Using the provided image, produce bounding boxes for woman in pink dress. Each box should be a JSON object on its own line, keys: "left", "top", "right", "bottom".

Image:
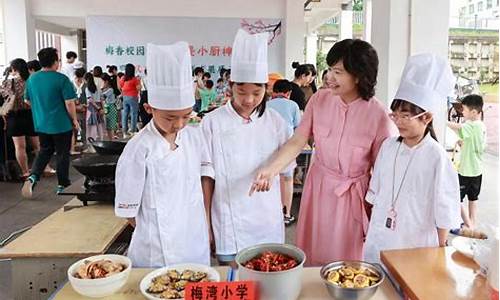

{"left": 250, "top": 39, "right": 393, "bottom": 266}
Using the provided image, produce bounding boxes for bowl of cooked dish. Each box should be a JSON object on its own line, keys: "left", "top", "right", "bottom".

{"left": 139, "top": 263, "right": 220, "bottom": 299}
{"left": 67, "top": 254, "right": 132, "bottom": 298}
{"left": 320, "top": 260, "right": 385, "bottom": 300}
{"left": 235, "top": 243, "right": 306, "bottom": 300}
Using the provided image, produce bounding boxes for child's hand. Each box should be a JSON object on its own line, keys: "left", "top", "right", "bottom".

{"left": 457, "top": 140, "right": 463, "bottom": 147}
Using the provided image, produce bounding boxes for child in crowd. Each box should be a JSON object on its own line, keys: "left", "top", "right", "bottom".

{"left": 201, "top": 29, "right": 293, "bottom": 267}
{"left": 447, "top": 94, "right": 486, "bottom": 230}
{"left": 102, "top": 74, "right": 119, "bottom": 139}
{"left": 200, "top": 79, "right": 217, "bottom": 112}
{"left": 84, "top": 72, "right": 105, "bottom": 142}
{"left": 363, "top": 54, "right": 461, "bottom": 263}
{"left": 267, "top": 79, "right": 302, "bottom": 226}
{"left": 73, "top": 67, "right": 86, "bottom": 152}
{"left": 115, "top": 42, "right": 210, "bottom": 268}
{"left": 215, "top": 78, "right": 225, "bottom": 105}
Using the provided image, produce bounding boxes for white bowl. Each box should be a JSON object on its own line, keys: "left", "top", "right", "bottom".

{"left": 67, "top": 254, "right": 132, "bottom": 298}
{"left": 235, "top": 243, "right": 306, "bottom": 300}
{"left": 140, "top": 263, "right": 221, "bottom": 300}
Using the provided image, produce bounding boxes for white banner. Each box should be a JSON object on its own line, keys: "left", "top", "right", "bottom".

{"left": 86, "top": 16, "right": 284, "bottom": 79}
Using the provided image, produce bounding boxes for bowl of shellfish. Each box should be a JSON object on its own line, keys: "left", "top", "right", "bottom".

{"left": 320, "top": 261, "right": 385, "bottom": 300}
{"left": 139, "top": 263, "right": 220, "bottom": 299}
{"left": 67, "top": 254, "right": 132, "bottom": 298}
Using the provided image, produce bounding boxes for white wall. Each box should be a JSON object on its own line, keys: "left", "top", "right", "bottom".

{"left": 2, "top": 0, "right": 36, "bottom": 61}
{"left": 28, "top": 0, "right": 304, "bottom": 78}
{"left": 29, "top": 0, "right": 285, "bottom": 19}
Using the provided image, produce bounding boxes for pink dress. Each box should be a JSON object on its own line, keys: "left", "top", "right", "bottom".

{"left": 295, "top": 89, "right": 392, "bottom": 266}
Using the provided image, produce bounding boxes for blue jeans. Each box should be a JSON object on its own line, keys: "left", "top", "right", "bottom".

{"left": 121, "top": 96, "right": 139, "bottom": 134}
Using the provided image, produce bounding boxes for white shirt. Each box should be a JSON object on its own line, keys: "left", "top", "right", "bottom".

{"left": 60, "top": 62, "right": 75, "bottom": 80}
{"left": 364, "top": 134, "right": 461, "bottom": 263}
{"left": 115, "top": 122, "right": 210, "bottom": 267}
{"left": 201, "top": 102, "right": 293, "bottom": 255}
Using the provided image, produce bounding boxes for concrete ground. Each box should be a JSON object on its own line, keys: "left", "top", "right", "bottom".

{"left": 0, "top": 152, "right": 497, "bottom": 300}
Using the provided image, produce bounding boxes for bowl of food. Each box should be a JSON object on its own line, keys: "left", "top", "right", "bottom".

{"left": 320, "top": 261, "right": 384, "bottom": 300}
{"left": 235, "top": 243, "right": 306, "bottom": 300}
{"left": 67, "top": 254, "right": 131, "bottom": 298}
{"left": 140, "top": 263, "right": 220, "bottom": 300}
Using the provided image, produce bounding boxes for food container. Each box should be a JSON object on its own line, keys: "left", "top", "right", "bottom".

{"left": 320, "top": 260, "right": 385, "bottom": 300}
{"left": 235, "top": 243, "right": 306, "bottom": 300}
{"left": 67, "top": 254, "right": 131, "bottom": 298}
{"left": 139, "top": 263, "right": 221, "bottom": 300}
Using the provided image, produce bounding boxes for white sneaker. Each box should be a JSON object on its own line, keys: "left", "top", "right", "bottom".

{"left": 21, "top": 177, "right": 36, "bottom": 199}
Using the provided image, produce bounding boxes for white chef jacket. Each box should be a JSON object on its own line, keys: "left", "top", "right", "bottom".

{"left": 115, "top": 121, "right": 210, "bottom": 268}
{"left": 201, "top": 101, "right": 293, "bottom": 255}
{"left": 363, "top": 134, "right": 461, "bottom": 263}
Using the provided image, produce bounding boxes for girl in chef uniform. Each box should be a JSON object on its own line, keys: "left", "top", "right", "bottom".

{"left": 201, "top": 29, "right": 293, "bottom": 266}
{"left": 115, "top": 42, "right": 210, "bottom": 268}
{"left": 363, "top": 54, "right": 461, "bottom": 263}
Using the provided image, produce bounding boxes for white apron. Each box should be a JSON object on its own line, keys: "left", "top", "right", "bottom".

{"left": 115, "top": 122, "right": 210, "bottom": 267}
{"left": 201, "top": 102, "right": 292, "bottom": 255}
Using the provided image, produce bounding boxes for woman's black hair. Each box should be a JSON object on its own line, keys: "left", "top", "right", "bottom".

{"left": 10, "top": 58, "right": 30, "bottom": 81}
{"left": 291, "top": 62, "right": 314, "bottom": 79}
{"left": 193, "top": 67, "right": 204, "bottom": 76}
{"left": 27, "top": 60, "right": 41, "bottom": 72}
{"left": 326, "top": 39, "right": 379, "bottom": 101}
{"left": 232, "top": 82, "right": 267, "bottom": 118}
{"left": 3, "top": 67, "right": 11, "bottom": 80}
{"left": 106, "top": 65, "right": 118, "bottom": 73}
{"left": 124, "top": 63, "right": 135, "bottom": 81}
{"left": 84, "top": 72, "right": 97, "bottom": 94}
{"left": 101, "top": 73, "right": 111, "bottom": 83}
{"left": 321, "top": 69, "right": 328, "bottom": 80}
{"left": 74, "top": 67, "right": 86, "bottom": 79}
{"left": 390, "top": 99, "right": 437, "bottom": 142}
{"left": 93, "top": 66, "right": 103, "bottom": 77}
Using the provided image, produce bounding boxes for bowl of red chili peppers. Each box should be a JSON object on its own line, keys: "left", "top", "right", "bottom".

{"left": 235, "top": 243, "right": 306, "bottom": 300}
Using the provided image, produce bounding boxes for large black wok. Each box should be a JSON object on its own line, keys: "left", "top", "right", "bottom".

{"left": 88, "top": 137, "right": 127, "bottom": 155}
{"left": 72, "top": 154, "right": 119, "bottom": 179}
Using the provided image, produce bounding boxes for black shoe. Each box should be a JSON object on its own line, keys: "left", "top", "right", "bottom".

{"left": 284, "top": 215, "right": 296, "bottom": 226}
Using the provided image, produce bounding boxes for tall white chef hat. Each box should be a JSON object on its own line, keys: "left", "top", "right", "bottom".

{"left": 394, "top": 53, "right": 455, "bottom": 114}
{"left": 230, "top": 29, "right": 269, "bottom": 84}
{"left": 146, "top": 42, "right": 195, "bottom": 110}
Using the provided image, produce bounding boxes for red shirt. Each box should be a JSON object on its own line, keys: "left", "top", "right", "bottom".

{"left": 119, "top": 77, "right": 140, "bottom": 97}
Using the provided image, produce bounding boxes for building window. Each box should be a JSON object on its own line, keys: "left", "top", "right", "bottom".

{"left": 478, "top": 1, "right": 483, "bottom": 11}
{"left": 470, "top": 4, "right": 475, "bottom": 13}
{"left": 487, "top": 0, "right": 493, "bottom": 8}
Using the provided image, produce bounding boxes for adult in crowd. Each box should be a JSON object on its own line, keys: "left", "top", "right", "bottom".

{"left": 290, "top": 62, "right": 315, "bottom": 111}
{"left": 119, "top": 63, "right": 141, "bottom": 137}
{"left": 60, "top": 51, "right": 78, "bottom": 79}
{"left": 251, "top": 39, "right": 393, "bottom": 266}
{"left": 0, "top": 59, "right": 55, "bottom": 179}
{"left": 21, "top": 47, "right": 78, "bottom": 198}
{"left": 301, "top": 64, "right": 317, "bottom": 103}
{"left": 93, "top": 65, "right": 104, "bottom": 90}
{"left": 27, "top": 60, "right": 41, "bottom": 74}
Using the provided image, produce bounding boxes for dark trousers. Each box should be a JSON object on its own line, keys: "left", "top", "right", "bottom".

{"left": 31, "top": 130, "right": 72, "bottom": 186}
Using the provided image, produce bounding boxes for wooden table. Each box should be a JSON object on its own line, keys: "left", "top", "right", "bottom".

{"left": 0, "top": 198, "right": 130, "bottom": 300}
{"left": 381, "top": 247, "right": 490, "bottom": 300}
{"left": 53, "top": 267, "right": 402, "bottom": 299}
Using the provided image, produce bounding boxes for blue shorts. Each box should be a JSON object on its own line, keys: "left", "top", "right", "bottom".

{"left": 216, "top": 254, "right": 236, "bottom": 262}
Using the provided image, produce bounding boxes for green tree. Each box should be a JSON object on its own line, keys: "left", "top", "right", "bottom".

{"left": 316, "top": 51, "right": 328, "bottom": 78}
{"left": 353, "top": 0, "right": 363, "bottom": 11}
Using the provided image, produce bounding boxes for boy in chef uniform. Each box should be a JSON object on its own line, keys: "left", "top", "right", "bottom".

{"left": 201, "top": 29, "right": 293, "bottom": 266}
{"left": 115, "top": 42, "right": 210, "bottom": 268}
{"left": 363, "top": 54, "right": 461, "bottom": 264}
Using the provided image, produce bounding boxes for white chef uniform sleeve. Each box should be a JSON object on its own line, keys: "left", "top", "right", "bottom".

{"left": 433, "top": 151, "right": 461, "bottom": 229}
{"left": 114, "top": 145, "right": 147, "bottom": 218}
{"left": 365, "top": 139, "right": 388, "bottom": 205}
{"left": 200, "top": 118, "right": 216, "bottom": 179}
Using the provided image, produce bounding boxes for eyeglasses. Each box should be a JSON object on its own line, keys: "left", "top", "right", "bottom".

{"left": 388, "top": 112, "right": 426, "bottom": 122}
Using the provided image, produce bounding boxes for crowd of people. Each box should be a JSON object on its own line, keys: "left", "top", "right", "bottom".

{"left": 0, "top": 30, "right": 487, "bottom": 271}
